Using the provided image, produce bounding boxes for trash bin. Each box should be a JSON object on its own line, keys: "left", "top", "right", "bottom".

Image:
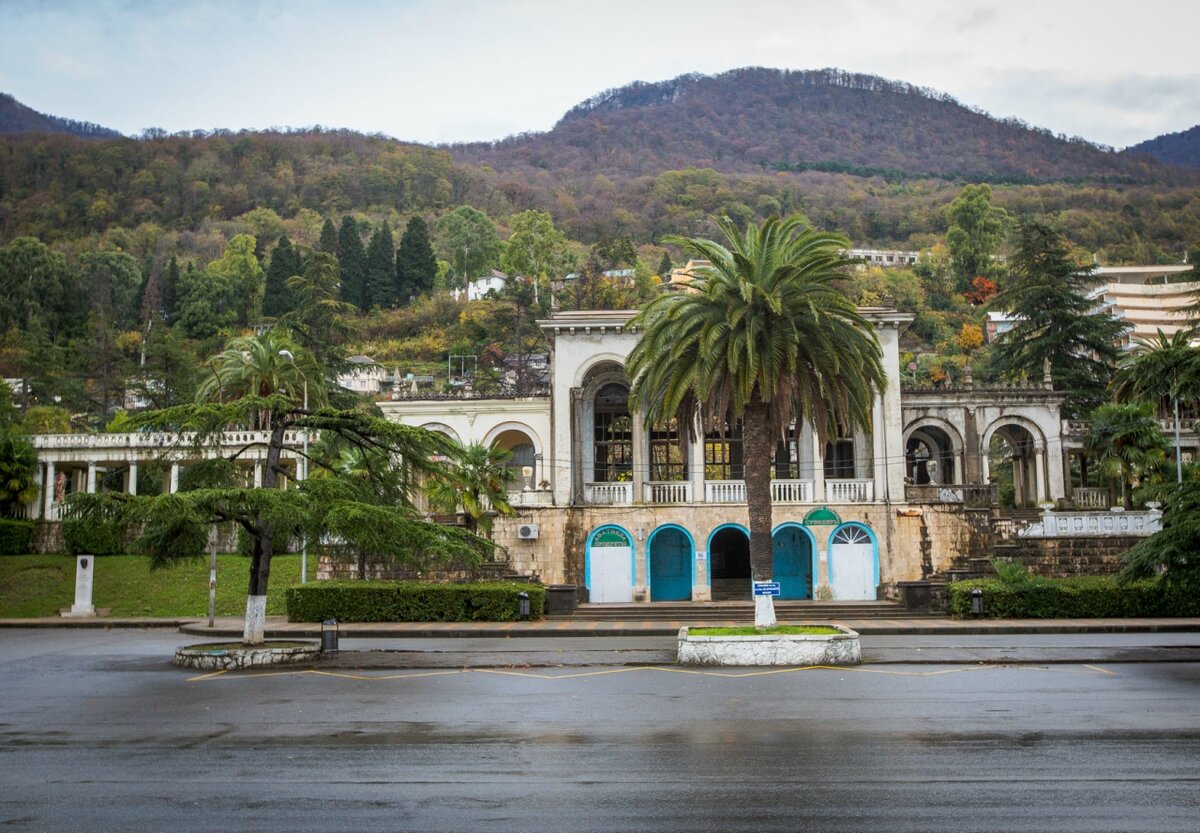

{"left": 545, "top": 585, "right": 578, "bottom": 617}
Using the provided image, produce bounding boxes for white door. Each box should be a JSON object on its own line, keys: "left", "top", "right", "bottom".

{"left": 590, "top": 547, "right": 633, "bottom": 603}
{"left": 830, "top": 526, "right": 876, "bottom": 600}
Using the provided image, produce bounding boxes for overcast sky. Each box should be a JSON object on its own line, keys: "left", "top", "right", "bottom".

{"left": 1, "top": 0, "right": 1196, "bottom": 149}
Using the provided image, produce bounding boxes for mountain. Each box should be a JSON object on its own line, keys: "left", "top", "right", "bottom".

{"left": 0, "top": 92, "right": 121, "bottom": 139}
{"left": 452, "top": 67, "right": 1187, "bottom": 185}
{"left": 1124, "top": 125, "right": 1200, "bottom": 170}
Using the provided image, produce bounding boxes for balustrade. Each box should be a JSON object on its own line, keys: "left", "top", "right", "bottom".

{"left": 584, "top": 482, "right": 633, "bottom": 505}
{"left": 1072, "top": 487, "right": 1109, "bottom": 509}
{"left": 826, "top": 479, "right": 874, "bottom": 503}
{"left": 644, "top": 481, "right": 692, "bottom": 504}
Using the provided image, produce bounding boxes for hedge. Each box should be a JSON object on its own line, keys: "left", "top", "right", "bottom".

{"left": 285, "top": 581, "right": 547, "bottom": 623}
{"left": 0, "top": 519, "right": 35, "bottom": 555}
{"left": 62, "top": 517, "right": 128, "bottom": 556}
{"left": 948, "top": 576, "right": 1200, "bottom": 619}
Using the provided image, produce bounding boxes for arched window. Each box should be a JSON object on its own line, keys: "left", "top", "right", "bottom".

{"left": 593, "top": 382, "right": 632, "bottom": 482}
{"left": 832, "top": 524, "right": 872, "bottom": 545}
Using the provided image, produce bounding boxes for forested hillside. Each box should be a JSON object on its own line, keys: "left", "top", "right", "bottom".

{"left": 0, "top": 93, "right": 120, "bottom": 140}
{"left": 1125, "top": 125, "right": 1200, "bottom": 170}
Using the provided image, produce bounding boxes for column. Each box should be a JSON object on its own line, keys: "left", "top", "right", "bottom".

{"left": 870, "top": 395, "right": 885, "bottom": 502}
{"left": 570, "top": 388, "right": 584, "bottom": 505}
{"left": 253, "top": 461, "right": 263, "bottom": 488}
{"left": 631, "top": 411, "right": 645, "bottom": 503}
{"left": 1034, "top": 444, "right": 1047, "bottom": 505}
{"left": 86, "top": 461, "right": 97, "bottom": 494}
{"left": 30, "top": 462, "right": 44, "bottom": 520}
{"left": 689, "top": 410, "right": 706, "bottom": 502}
{"left": 126, "top": 462, "right": 138, "bottom": 495}
{"left": 44, "top": 461, "right": 56, "bottom": 518}
{"left": 980, "top": 449, "right": 990, "bottom": 488}
{"left": 169, "top": 463, "right": 180, "bottom": 494}
{"left": 812, "top": 429, "right": 826, "bottom": 503}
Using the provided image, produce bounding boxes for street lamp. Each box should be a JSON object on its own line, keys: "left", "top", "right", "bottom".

{"left": 279, "top": 349, "right": 309, "bottom": 584}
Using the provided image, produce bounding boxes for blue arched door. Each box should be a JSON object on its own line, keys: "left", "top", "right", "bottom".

{"left": 650, "top": 527, "right": 692, "bottom": 601}
{"left": 773, "top": 526, "right": 813, "bottom": 600}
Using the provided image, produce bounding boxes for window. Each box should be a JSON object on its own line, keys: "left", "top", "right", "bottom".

{"left": 824, "top": 428, "right": 856, "bottom": 479}
{"left": 704, "top": 416, "right": 743, "bottom": 480}
{"left": 593, "top": 383, "right": 632, "bottom": 482}
{"left": 649, "top": 418, "right": 687, "bottom": 481}
{"left": 832, "top": 525, "right": 872, "bottom": 545}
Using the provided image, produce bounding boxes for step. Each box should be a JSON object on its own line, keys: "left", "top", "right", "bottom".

{"left": 572, "top": 601, "right": 928, "bottom": 621}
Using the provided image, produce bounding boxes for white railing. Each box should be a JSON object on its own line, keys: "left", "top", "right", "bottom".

{"left": 826, "top": 479, "right": 874, "bottom": 503}
{"left": 584, "top": 482, "right": 632, "bottom": 505}
{"left": 1072, "top": 487, "right": 1110, "bottom": 509}
{"left": 1019, "top": 509, "right": 1161, "bottom": 538}
{"left": 31, "top": 430, "right": 301, "bottom": 452}
{"left": 771, "top": 480, "right": 814, "bottom": 503}
{"left": 705, "top": 480, "right": 745, "bottom": 503}
{"left": 644, "top": 481, "right": 692, "bottom": 504}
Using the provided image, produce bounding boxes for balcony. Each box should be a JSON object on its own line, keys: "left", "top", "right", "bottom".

{"left": 644, "top": 481, "right": 693, "bottom": 504}
{"left": 703, "top": 480, "right": 816, "bottom": 504}
{"left": 582, "top": 478, "right": 876, "bottom": 505}
{"left": 826, "top": 479, "right": 874, "bottom": 502}
{"left": 1072, "top": 487, "right": 1109, "bottom": 509}
{"left": 584, "top": 482, "right": 633, "bottom": 505}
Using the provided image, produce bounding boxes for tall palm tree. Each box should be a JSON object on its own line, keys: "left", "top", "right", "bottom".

{"left": 195, "top": 331, "right": 322, "bottom": 429}
{"left": 1111, "top": 329, "right": 1200, "bottom": 483}
{"left": 0, "top": 428, "right": 38, "bottom": 519}
{"left": 627, "top": 215, "right": 885, "bottom": 627}
{"left": 1084, "top": 402, "right": 1169, "bottom": 510}
{"left": 427, "top": 442, "right": 517, "bottom": 538}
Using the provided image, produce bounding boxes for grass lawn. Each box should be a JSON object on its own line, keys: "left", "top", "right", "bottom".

{"left": 0, "top": 554, "right": 302, "bottom": 618}
{"left": 688, "top": 625, "right": 843, "bottom": 636}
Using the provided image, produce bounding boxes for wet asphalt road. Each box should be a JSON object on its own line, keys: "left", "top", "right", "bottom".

{"left": 2, "top": 630, "right": 1199, "bottom": 833}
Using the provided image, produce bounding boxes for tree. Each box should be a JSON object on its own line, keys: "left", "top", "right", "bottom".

{"left": 1121, "top": 478, "right": 1200, "bottom": 592}
{"left": 1111, "top": 329, "right": 1200, "bottom": 483}
{"left": 318, "top": 218, "right": 339, "bottom": 255}
{"left": 946, "top": 184, "right": 1008, "bottom": 291}
{"left": 195, "top": 331, "right": 321, "bottom": 429}
{"left": 281, "top": 251, "right": 358, "bottom": 373}
{"left": 162, "top": 255, "right": 180, "bottom": 324}
{"left": 264, "top": 235, "right": 303, "bottom": 318}
{"left": 627, "top": 215, "right": 884, "bottom": 627}
{"left": 657, "top": 251, "right": 673, "bottom": 278}
{"left": 364, "top": 222, "right": 396, "bottom": 309}
{"left": 206, "top": 234, "right": 264, "bottom": 327}
{"left": 0, "top": 428, "right": 38, "bottom": 519}
{"left": 174, "top": 261, "right": 237, "bottom": 340}
{"left": 436, "top": 206, "right": 501, "bottom": 289}
{"left": 69, "top": 388, "right": 493, "bottom": 644}
{"left": 426, "top": 442, "right": 517, "bottom": 538}
{"left": 501, "top": 210, "right": 568, "bottom": 280}
{"left": 990, "top": 219, "right": 1125, "bottom": 418}
{"left": 337, "top": 216, "right": 368, "bottom": 311}
{"left": 0, "top": 236, "right": 81, "bottom": 341}
{"left": 1084, "top": 402, "right": 1168, "bottom": 510}
{"left": 81, "top": 251, "right": 142, "bottom": 330}
{"left": 395, "top": 216, "right": 438, "bottom": 301}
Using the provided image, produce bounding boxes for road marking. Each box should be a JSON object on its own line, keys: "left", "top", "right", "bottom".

{"left": 186, "top": 663, "right": 1119, "bottom": 683}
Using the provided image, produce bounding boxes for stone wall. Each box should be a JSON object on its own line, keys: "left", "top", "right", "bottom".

{"left": 993, "top": 536, "right": 1140, "bottom": 578}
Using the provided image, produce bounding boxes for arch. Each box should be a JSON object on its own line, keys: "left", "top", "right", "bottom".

{"left": 584, "top": 524, "right": 635, "bottom": 604}
{"left": 980, "top": 414, "right": 1047, "bottom": 454}
{"left": 902, "top": 416, "right": 965, "bottom": 455}
{"left": 707, "top": 523, "right": 751, "bottom": 597}
{"left": 771, "top": 522, "right": 817, "bottom": 600}
{"left": 827, "top": 522, "right": 879, "bottom": 601}
{"left": 419, "top": 422, "right": 463, "bottom": 445}
{"left": 647, "top": 523, "right": 695, "bottom": 602}
{"left": 482, "top": 421, "right": 543, "bottom": 456}
{"left": 981, "top": 416, "right": 1048, "bottom": 508}
{"left": 574, "top": 355, "right": 629, "bottom": 389}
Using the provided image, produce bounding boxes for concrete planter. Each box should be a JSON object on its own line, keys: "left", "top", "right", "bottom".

{"left": 173, "top": 642, "right": 321, "bottom": 671}
{"left": 677, "top": 625, "right": 861, "bottom": 666}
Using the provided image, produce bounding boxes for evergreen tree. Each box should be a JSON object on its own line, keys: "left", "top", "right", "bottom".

{"left": 319, "top": 217, "right": 339, "bottom": 255}
{"left": 337, "top": 216, "right": 368, "bottom": 311}
{"left": 395, "top": 216, "right": 438, "bottom": 301}
{"left": 657, "top": 251, "right": 673, "bottom": 277}
{"left": 365, "top": 222, "right": 396, "bottom": 309}
{"left": 264, "top": 235, "right": 303, "bottom": 317}
{"left": 990, "top": 218, "right": 1125, "bottom": 417}
{"left": 162, "top": 255, "right": 180, "bottom": 324}
{"left": 946, "top": 183, "right": 1008, "bottom": 292}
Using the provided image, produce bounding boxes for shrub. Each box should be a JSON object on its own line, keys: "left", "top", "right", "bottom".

{"left": 62, "top": 517, "right": 128, "bottom": 556}
{"left": 285, "top": 581, "right": 546, "bottom": 623}
{"left": 0, "top": 519, "right": 35, "bottom": 555}
{"left": 948, "top": 576, "right": 1200, "bottom": 618}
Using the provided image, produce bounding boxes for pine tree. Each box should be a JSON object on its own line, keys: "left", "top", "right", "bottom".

{"left": 990, "top": 219, "right": 1125, "bottom": 417}
{"left": 657, "top": 251, "right": 672, "bottom": 277}
{"left": 395, "top": 216, "right": 438, "bottom": 301}
{"left": 162, "top": 255, "right": 180, "bottom": 324}
{"left": 264, "top": 235, "right": 303, "bottom": 317}
{"left": 337, "top": 216, "right": 368, "bottom": 311}
{"left": 319, "top": 218, "right": 339, "bottom": 255}
{"left": 365, "top": 222, "right": 396, "bottom": 309}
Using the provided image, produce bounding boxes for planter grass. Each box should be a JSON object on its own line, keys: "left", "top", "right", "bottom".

{"left": 689, "top": 625, "right": 842, "bottom": 636}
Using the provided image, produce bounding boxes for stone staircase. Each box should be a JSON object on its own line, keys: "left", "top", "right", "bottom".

{"left": 573, "top": 599, "right": 926, "bottom": 622}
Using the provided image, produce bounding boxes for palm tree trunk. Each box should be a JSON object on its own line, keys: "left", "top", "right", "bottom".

{"left": 243, "top": 417, "right": 285, "bottom": 645}
{"left": 742, "top": 397, "right": 777, "bottom": 628}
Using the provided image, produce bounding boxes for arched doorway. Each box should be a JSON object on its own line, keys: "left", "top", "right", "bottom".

{"left": 489, "top": 427, "right": 537, "bottom": 487}
{"left": 649, "top": 526, "right": 692, "bottom": 601}
{"left": 772, "top": 525, "right": 814, "bottom": 600}
{"left": 709, "top": 525, "right": 750, "bottom": 600}
{"left": 987, "top": 423, "right": 1041, "bottom": 508}
{"left": 586, "top": 525, "right": 634, "bottom": 604}
{"left": 828, "top": 523, "right": 878, "bottom": 600}
{"left": 906, "top": 426, "right": 957, "bottom": 485}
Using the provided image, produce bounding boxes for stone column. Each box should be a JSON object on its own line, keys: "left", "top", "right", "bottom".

{"left": 169, "top": 463, "right": 180, "bottom": 494}
{"left": 570, "top": 388, "right": 584, "bottom": 505}
{"left": 689, "top": 409, "right": 706, "bottom": 502}
{"left": 86, "top": 462, "right": 97, "bottom": 494}
{"left": 1034, "top": 444, "right": 1047, "bottom": 505}
{"left": 126, "top": 462, "right": 138, "bottom": 495}
{"left": 30, "top": 462, "right": 44, "bottom": 520}
{"left": 980, "top": 449, "right": 990, "bottom": 485}
{"left": 812, "top": 430, "right": 826, "bottom": 503}
{"left": 44, "top": 460, "right": 56, "bottom": 518}
{"left": 253, "top": 461, "right": 264, "bottom": 489}
{"left": 631, "top": 411, "right": 645, "bottom": 503}
{"left": 870, "top": 395, "right": 885, "bottom": 502}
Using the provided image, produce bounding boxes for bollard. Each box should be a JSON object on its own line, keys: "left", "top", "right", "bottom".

{"left": 971, "top": 587, "right": 984, "bottom": 617}
{"left": 321, "top": 619, "right": 339, "bottom": 653}
{"left": 518, "top": 591, "right": 530, "bottom": 621}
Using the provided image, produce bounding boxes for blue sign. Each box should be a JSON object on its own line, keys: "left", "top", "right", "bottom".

{"left": 753, "top": 581, "right": 781, "bottom": 597}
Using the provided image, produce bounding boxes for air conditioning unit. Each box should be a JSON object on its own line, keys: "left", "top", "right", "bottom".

{"left": 517, "top": 523, "right": 540, "bottom": 540}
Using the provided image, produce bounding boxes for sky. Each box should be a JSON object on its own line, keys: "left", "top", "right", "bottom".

{"left": 0, "top": 0, "right": 1197, "bottom": 149}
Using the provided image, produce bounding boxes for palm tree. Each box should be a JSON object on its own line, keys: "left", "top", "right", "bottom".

{"left": 1111, "top": 329, "right": 1200, "bottom": 483}
{"left": 0, "top": 428, "right": 38, "bottom": 518}
{"left": 427, "top": 442, "right": 517, "bottom": 538}
{"left": 627, "top": 215, "right": 885, "bottom": 627}
{"left": 195, "top": 331, "right": 321, "bottom": 429}
{"left": 1084, "top": 402, "right": 1169, "bottom": 510}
